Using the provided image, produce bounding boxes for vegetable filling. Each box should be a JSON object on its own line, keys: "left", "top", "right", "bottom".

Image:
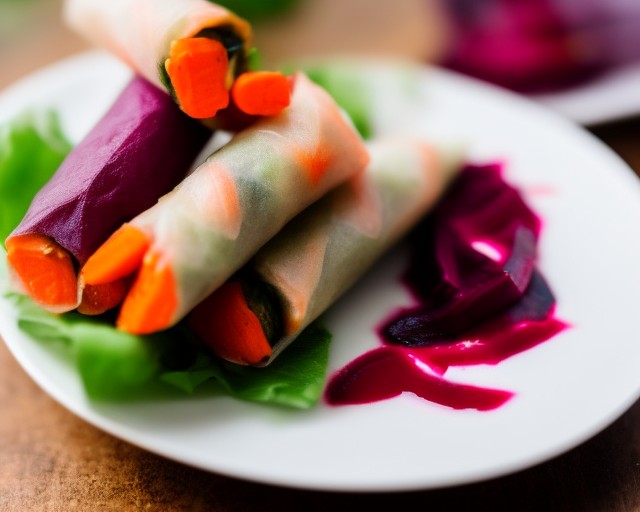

{"left": 187, "top": 270, "right": 284, "bottom": 365}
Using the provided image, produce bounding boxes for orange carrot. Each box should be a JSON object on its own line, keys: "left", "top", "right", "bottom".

{"left": 77, "top": 278, "right": 131, "bottom": 316}
{"left": 116, "top": 249, "right": 178, "bottom": 334}
{"left": 81, "top": 224, "right": 150, "bottom": 286}
{"left": 198, "top": 163, "right": 242, "bottom": 239}
{"left": 231, "top": 71, "right": 291, "bottom": 117}
{"left": 165, "top": 37, "right": 230, "bottom": 119}
{"left": 5, "top": 234, "right": 78, "bottom": 312}
{"left": 188, "top": 281, "right": 272, "bottom": 365}
{"left": 296, "top": 145, "right": 332, "bottom": 186}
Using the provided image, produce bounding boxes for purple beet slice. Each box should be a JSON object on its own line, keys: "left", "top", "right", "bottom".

{"left": 382, "top": 163, "right": 542, "bottom": 346}
{"left": 384, "top": 226, "right": 537, "bottom": 345}
{"left": 8, "top": 75, "right": 211, "bottom": 265}
{"left": 407, "top": 270, "right": 563, "bottom": 370}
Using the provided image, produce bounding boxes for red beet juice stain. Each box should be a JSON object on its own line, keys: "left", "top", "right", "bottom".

{"left": 324, "top": 162, "right": 569, "bottom": 410}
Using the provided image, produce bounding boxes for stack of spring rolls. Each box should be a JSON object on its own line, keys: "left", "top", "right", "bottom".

{"left": 5, "top": 0, "right": 465, "bottom": 367}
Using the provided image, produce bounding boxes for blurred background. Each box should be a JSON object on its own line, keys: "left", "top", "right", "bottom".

{"left": 0, "top": 0, "right": 87, "bottom": 89}
{"left": 0, "top": 0, "right": 451, "bottom": 90}
{"left": 3, "top": 0, "right": 640, "bottom": 108}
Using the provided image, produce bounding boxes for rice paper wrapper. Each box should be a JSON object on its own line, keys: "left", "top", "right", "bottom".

{"left": 252, "top": 137, "right": 465, "bottom": 365}
{"left": 9, "top": 75, "right": 211, "bottom": 265}
{"left": 64, "top": 0, "right": 252, "bottom": 93}
{"left": 130, "top": 72, "right": 370, "bottom": 325}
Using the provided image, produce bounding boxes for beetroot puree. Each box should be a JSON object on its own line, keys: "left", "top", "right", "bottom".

{"left": 324, "top": 163, "right": 568, "bottom": 410}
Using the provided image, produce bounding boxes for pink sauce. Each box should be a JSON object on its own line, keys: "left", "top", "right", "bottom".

{"left": 325, "top": 301, "right": 567, "bottom": 410}
{"left": 325, "top": 346, "right": 514, "bottom": 410}
{"left": 324, "top": 163, "right": 568, "bottom": 410}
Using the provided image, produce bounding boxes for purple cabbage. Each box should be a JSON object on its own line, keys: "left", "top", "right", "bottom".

{"left": 442, "top": 0, "right": 640, "bottom": 92}
{"left": 9, "top": 75, "right": 211, "bottom": 265}
{"left": 404, "top": 270, "right": 565, "bottom": 371}
{"left": 382, "top": 162, "right": 542, "bottom": 346}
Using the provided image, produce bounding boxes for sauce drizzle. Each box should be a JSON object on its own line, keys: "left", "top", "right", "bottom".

{"left": 325, "top": 163, "right": 568, "bottom": 410}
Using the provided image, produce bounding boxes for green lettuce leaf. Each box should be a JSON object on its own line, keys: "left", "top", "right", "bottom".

{"left": 0, "top": 109, "right": 72, "bottom": 240}
{"left": 212, "top": 0, "right": 300, "bottom": 22}
{"left": 10, "top": 291, "right": 331, "bottom": 408}
{"left": 221, "top": 322, "right": 331, "bottom": 409}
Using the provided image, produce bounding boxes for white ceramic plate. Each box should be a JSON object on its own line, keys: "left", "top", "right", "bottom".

{"left": 1, "top": 51, "right": 640, "bottom": 493}
{"left": 532, "top": 62, "right": 640, "bottom": 125}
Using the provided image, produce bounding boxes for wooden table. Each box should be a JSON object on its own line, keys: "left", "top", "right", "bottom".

{"left": 3, "top": 2, "right": 640, "bottom": 510}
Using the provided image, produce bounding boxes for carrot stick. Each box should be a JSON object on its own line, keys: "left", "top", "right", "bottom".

{"left": 165, "top": 37, "right": 230, "bottom": 119}
{"left": 77, "top": 279, "right": 131, "bottom": 316}
{"left": 5, "top": 234, "right": 78, "bottom": 312}
{"left": 80, "top": 224, "right": 150, "bottom": 286}
{"left": 116, "top": 249, "right": 178, "bottom": 334}
{"left": 296, "top": 145, "right": 332, "bottom": 186}
{"left": 231, "top": 71, "right": 291, "bottom": 117}
{"left": 187, "top": 281, "right": 272, "bottom": 365}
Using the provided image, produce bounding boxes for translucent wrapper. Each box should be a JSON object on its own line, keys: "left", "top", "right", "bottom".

{"left": 5, "top": 76, "right": 211, "bottom": 313}
{"left": 253, "top": 137, "right": 464, "bottom": 365}
{"left": 8, "top": 76, "right": 211, "bottom": 266}
{"left": 63, "top": 0, "right": 252, "bottom": 93}
{"left": 120, "top": 73, "right": 369, "bottom": 327}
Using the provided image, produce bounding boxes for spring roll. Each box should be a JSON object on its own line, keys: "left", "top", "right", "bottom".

{"left": 80, "top": 72, "right": 370, "bottom": 334}
{"left": 64, "top": 0, "right": 258, "bottom": 119}
{"left": 187, "top": 137, "right": 464, "bottom": 365}
{"left": 5, "top": 76, "right": 211, "bottom": 314}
